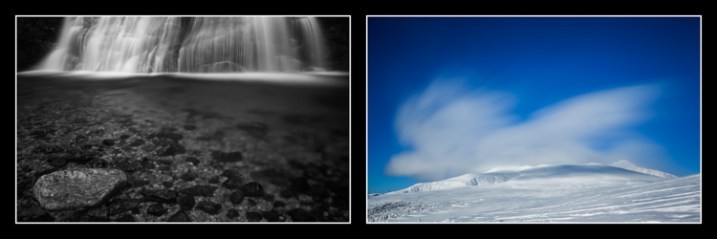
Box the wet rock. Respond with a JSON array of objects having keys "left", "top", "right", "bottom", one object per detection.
[
  {"left": 102, "top": 139, "right": 115, "bottom": 146},
  {"left": 179, "top": 185, "right": 217, "bottom": 197},
  {"left": 129, "top": 139, "right": 145, "bottom": 147},
  {"left": 229, "top": 191, "right": 244, "bottom": 205},
  {"left": 157, "top": 159, "right": 173, "bottom": 166},
  {"left": 196, "top": 201, "right": 221, "bottom": 215},
  {"left": 242, "top": 182, "right": 264, "bottom": 197},
  {"left": 141, "top": 157, "right": 155, "bottom": 169},
  {"left": 180, "top": 172, "right": 196, "bottom": 181},
  {"left": 120, "top": 134, "right": 130, "bottom": 140},
  {"left": 221, "top": 168, "right": 243, "bottom": 180},
  {"left": 208, "top": 176, "right": 220, "bottom": 184},
  {"left": 222, "top": 178, "right": 243, "bottom": 190},
  {"left": 288, "top": 208, "right": 316, "bottom": 222},
  {"left": 263, "top": 194, "right": 274, "bottom": 202},
  {"left": 115, "top": 214, "right": 135, "bottom": 222},
  {"left": 168, "top": 211, "right": 190, "bottom": 222},
  {"left": 236, "top": 122, "right": 268, "bottom": 138},
  {"left": 280, "top": 189, "right": 297, "bottom": 198},
  {"left": 147, "top": 204, "right": 167, "bottom": 216},
  {"left": 115, "top": 159, "right": 143, "bottom": 172},
  {"left": 128, "top": 178, "right": 150, "bottom": 188},
  {"left": 185, "top": 157, "right": 200, "bottom": 165},
  {"left": 47, "top": 157, "right": 67, "bottom": 168},
  {"left": 162, "top": 181, "right": 174, "bottom": 188},
  {"left": 158, "top": 142, "right": 185, "bottom": 157},
  {"left": 183, "top": 125, "right": 196, "bottom": 131},
  {"left": 33, "top": 168, "right": 127, "bottom": 210},
  {"left": 226, "top": 209, "right": 239, "bottom": 219},
  {"left": 245, "top": 211, "right": 263, "bottom": 222},
  {"left": 150, "top": 127, "right": 183, "bottom": 142},
  {"left": 108, "top": 199, "right": 141, "bottom": 215},
  {"left": 17, "top": 203, "right": 54, "bottom": 222},
  {"left": 177, "top": 195, "right": 196, "bottom": 210},
  {"left": 262, "top": 211, "right": 281, "bottom": 222},
  {"left": 309, "top": 184, "right": 329, "bottom": 198},
  {"left": 140, "top": 189, "right": 178, "bottom": 203},
  {"left": 273, "top": 201, "right": 285, "bottom": 208},
  {"left": 211, "top": 151, "right": 243, "bottom": 162},
  {"left": 291, "top": 177, "right": 310, "bottom": 193}
]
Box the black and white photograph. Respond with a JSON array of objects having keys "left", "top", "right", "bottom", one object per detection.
[{"left": 16, "top": 16, "right": 350, "bottom": 223}]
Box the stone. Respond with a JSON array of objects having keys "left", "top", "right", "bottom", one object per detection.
[
  {"left": 288, "top": 208, "right": 316, "bottom": 222},
  {"left": 102, "top": 139, "right": 115, "bottom": 146},
  {"left": 140, "top": 189, "right": 178, "bottom": 203},
  {"left": 229, "top": 191, "right": 244, "bottom": 205},
  {"left": 291, "top": 177, "right": 310, "bottom": 193},
  {"left": 147, "top": 203, "right": 167, "bottom": 216},
  {"left": 115, "top": 159, "right": 143, "bottom": 172},
  {"left": 17, "top": 203, "right": 54, "bottom": 222},
  {"left": 185, "top": 157, "right": 200, "bottom": 165},
  {"left": 158, "top": 142, "right": 185, "bottom": 157},
  {"left": 222, "top": 178, "right": 243, "bottom": 190},
  {"left": 177, "top": 195, "right": 196, "bottom": 210},
  {"left": 129, "top": 139, "right": 145, "bottom": 147},
  {"left": 47, "top": 157, "right": 67, "bottom": 168},
  {"left": 236, "top": 122, "right": 268, "bottom": 139},
  {"left": 208, "top": 176, "right": 220, "bottom": 184},
  {"left": 141, "top": 157, "right": 155, "bottom": 169},
  {"left": 162, "top": 181, "right": 174, "bottom": 188},
  {"left": 33, "top": 168, "right": 127, "bottom": 211},
  {"left": 179, "top": 185, "right": 217, "bottom": 197},
  {"left": 242, "top": 182, "right": 264, "bottom": 197},
  {"left": 226, "top": 209, "right": 239, "bottom": 219},
  {"left": 180, "top": 172, "right": 196, "bottom": 181},
  {"left": 245, "top": 211, "right": 263, "bottom": 222},
  {"left": 115, "top": 214, "right": 135, "bottom": 222},
  {"left": 273, "top": 201, "right": 285, "bottom": 208},
  {"left": 221, "top": 168, "right": 243, "bottom": 180},
  {"left": 262, "top": 211, "right": 281, "bottom": 222},
  {"left": 196, "top": 201, "right": 221, "bottom": 215},
  {"left": 211, "top": 151, "right": 243, "bottom": 162},
  {"left": 168, "top": 211, "right": 190, "bottom": 222},
  {"left": 183, "top": 125, "right": 197, "bottom": 131},
  {"left": 108, "top": 199, "right": 141, "bottom": 215}
]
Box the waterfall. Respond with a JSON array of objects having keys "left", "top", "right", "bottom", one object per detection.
[{"left": 40, "top": 16, "right": 328, "bottom": 73}]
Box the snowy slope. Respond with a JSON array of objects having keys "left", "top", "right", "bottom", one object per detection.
[
  {"left": 368, "top": 174, "right": 700, "bottom": 223},
  {"left": 396, "top": 163, "right": 664, "bottom": 193},
  {"left": 610, "top": 160, "right": 676, "bottom": 179}
]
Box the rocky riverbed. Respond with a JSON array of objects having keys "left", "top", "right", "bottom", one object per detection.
[{"left": 16, "top": 72, "right": 349, "bottom": 222}]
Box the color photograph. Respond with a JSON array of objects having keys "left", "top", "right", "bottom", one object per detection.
[{"left": 367, "top": 16, "right": 700, "bottom": 223}]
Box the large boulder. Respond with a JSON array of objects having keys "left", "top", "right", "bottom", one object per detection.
[{"left": 32, "top": 168, "right": 127, "bottom": 210}]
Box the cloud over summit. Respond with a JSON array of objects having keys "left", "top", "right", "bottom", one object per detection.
[{"left": 387, "top": 79, "right": 662, "bottom": 180}]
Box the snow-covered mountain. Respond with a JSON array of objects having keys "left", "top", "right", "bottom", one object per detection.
[
  {"left": 610, "top": 160, "right": 676, "bottom": 179},
  {"left": 368, "top": 174, "right": 700, "bottom": 223},
  {"left": 395, "top": 162, "right": 667, "bottom": 193}
]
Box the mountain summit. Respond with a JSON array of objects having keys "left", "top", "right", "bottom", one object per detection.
[{"left": 396, "top": 162, "right": 670, "bottom": 193}]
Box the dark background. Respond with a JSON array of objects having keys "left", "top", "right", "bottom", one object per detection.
[
  {"left": 15, "top": 17, "right": 349, "bottom": 72},
  {"left": 8, "top": 0, "right": 708, "bottom": 234}
]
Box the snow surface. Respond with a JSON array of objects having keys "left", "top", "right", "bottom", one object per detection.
[
  {"left": 610, "top": 160, "right": 677, "bottom": 179},
  {"left": 369, "top": 163, "right": 700, "bottom": 223}
]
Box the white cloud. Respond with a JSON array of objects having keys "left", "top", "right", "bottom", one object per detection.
[{"left": 386, "top": 79, "right": 663, "bottom": 180}]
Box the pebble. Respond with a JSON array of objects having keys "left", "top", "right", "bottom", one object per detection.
[
  {"left": 242, "top": 182, "right": 264, "bottom": 197},
  {"left": 147, "top": 203, "right": 167, "bottom": 216},
  {"left": 177, "top": 195, "right": 196, "bottom": 210},
  {"left": 196, "top": 201, "right": 221, "bottom": 215},
  {"left": 245, "top": 211, "right": 263, "bottom": 222},
  {"left": 229, "top": 191, "right": 244, "bottom": 205}
]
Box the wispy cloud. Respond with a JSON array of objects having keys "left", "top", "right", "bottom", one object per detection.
[{"left": 387, "top": 79, "right": 663, "bottom": 180}]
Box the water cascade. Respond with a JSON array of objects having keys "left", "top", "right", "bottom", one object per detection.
[{"left": 41, "top": 16, "right": 328, "bottom": 73}]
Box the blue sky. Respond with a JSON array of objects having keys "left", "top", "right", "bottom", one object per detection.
[{"left": 367, "top": 17, "right": 700, "bottom": 193}]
